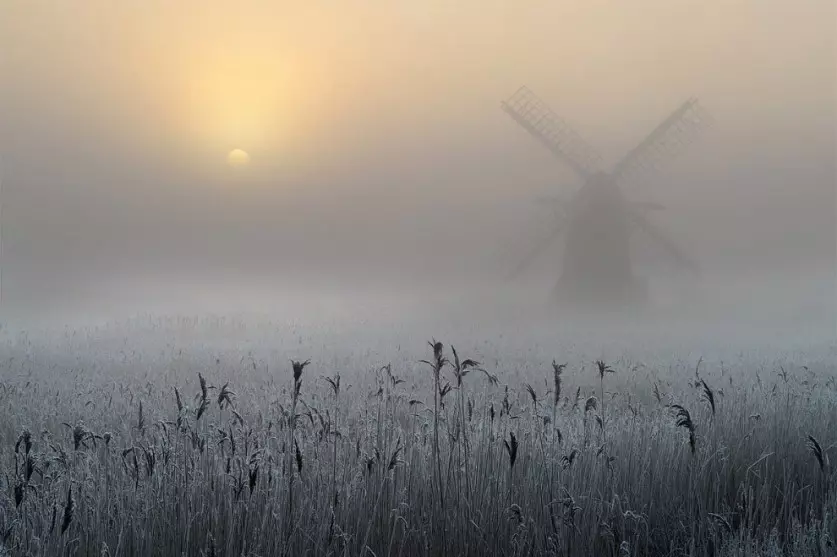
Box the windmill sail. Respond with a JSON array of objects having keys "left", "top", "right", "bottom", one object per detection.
[
  {"left": 506, "top": 219, "right": 567, "bottom": 281},
  {"left": 502, "top": 87, "right": 603, "bottom": 179},
  {"left": 612, "top": 98, "right": 711, "bottom": 185}
]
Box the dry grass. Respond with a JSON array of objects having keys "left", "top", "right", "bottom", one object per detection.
[{"left": 0, "top": 321, "right": 834, "bottom": 556}]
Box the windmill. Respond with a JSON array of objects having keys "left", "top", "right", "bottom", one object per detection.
[{"left": 501, "top": 86, "right": 710, "bottom": 308}]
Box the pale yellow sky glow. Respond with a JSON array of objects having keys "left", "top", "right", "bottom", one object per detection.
[{"left": 4, "top": 1, "right": 832, "bottom": 171}]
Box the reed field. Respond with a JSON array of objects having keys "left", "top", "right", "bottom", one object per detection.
[{"left": 0, "top": 314, "right": 834, "bottom": 556}]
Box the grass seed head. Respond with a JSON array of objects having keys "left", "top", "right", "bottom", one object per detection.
[
  {"left": 669, "top": 404, "right": 696, "bottom": 455},
  {"left": 14, "top": 482, "right": 24, "bottom": 508},
  {"left": 552, "top": 361, "right": 566, "bottom": 406},
  {"left": 596, "top": 360, "right": 615, "bottom": 379},
  {"left": 561, "top": 449, "right": 578, "bottom": 469},
  {"left": 60, "top": 486, "right": 74, "bottom": 535},
  {"left": 174, "top": 387, "right": 183, "bottom": 413},
  {"left": 450, "top": 345, "right": 482, "bottom": 385},
  {"left": 198, "top": 373, "right": 209, "bottom": 402},
  {"left": 700, "top": 379, "right": 716, "bottom": 416},
  {"left": 217, "top": 382, "right": 235, "bottom": 410},
  {"left": 15, "top": 430, "right": 32, "bottom": 456},
  {"left": 136, "top": 401, "right": 145, "bottom": 434},
  {"left": 807, "top": 435, "right": 827, "bottom": 472},
  {"left": 504, "top": 432, "right": 518, "bottom": 469},
  {"left": 525, "top": 383, "right": 538, "bottom": 408},
  {"left": 294, "top": 438, "right": 303, "bottom": 475},
  {"left": 325, "top": 374, "right": 341, "bottom": 397},
  {"left": 291, "top": 360, "right": 310, "bottom": 394},
  {"left": 388, "top": 438, "right": 403, "bottom": 471}
]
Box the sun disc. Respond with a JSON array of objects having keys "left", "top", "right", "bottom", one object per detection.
[{"left": 227, "top": 148, "right": 250, "bottom": 168}]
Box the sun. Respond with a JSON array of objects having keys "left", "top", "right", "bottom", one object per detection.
[{"left": 227, "top": 148, "right": 251, "bottom": 168}]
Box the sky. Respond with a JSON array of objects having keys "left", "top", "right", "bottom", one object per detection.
[{"left": 0, "top": 0, "right": 834, "bottom": 319}]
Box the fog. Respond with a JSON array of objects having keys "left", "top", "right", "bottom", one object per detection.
[{"left": 1, "top": 1, "right": 834, "bottom": 330}]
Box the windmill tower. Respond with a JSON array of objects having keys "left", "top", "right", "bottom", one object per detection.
[{"left": 502, "top": 86, "right": 710, "bottom": 308}]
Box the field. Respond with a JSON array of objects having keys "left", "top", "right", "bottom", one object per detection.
[{"left": 0, "top": 312, "right": 835, "bottom": 556}]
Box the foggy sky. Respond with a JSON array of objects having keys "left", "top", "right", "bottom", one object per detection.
[{"left": 1, "top": 1, "right": 834, "bottom": 317}]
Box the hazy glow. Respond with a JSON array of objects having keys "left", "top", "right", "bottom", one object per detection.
[
  {"left": 227, "top": 149, "right": 251, "bottom": 168},
  {"left": 3, "top": 1, "right": 832, "bottom": 171},
  {"left": 180, "top": 45, "right": 321, "bottom": 165}
]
